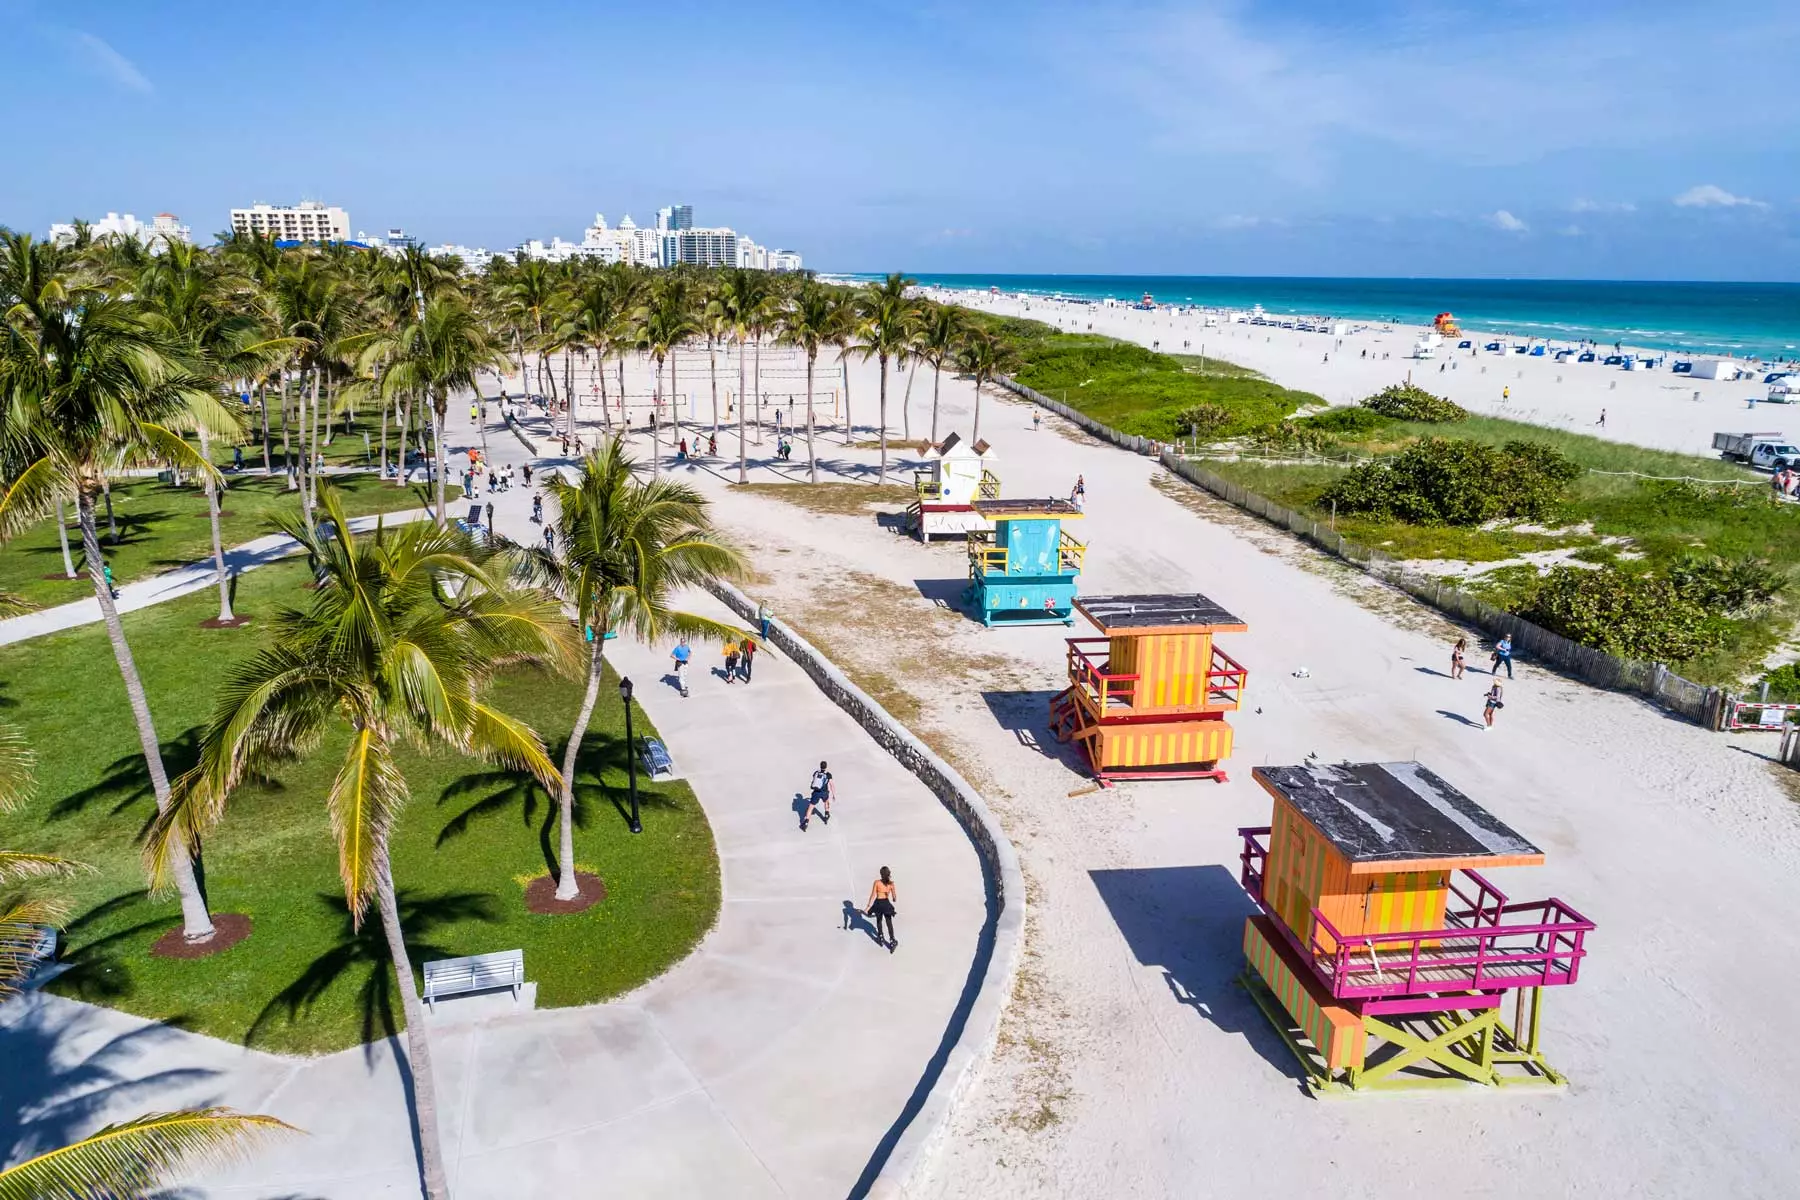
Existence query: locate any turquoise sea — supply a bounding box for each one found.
[850,274,1800,361]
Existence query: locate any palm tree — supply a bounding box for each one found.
[528,443,742,900]
[853,273,917,482]
[954,328,1021,445]
[371,295,503,527]
[830,289,860,447]
[778,281,843,484]
[917,303,965,444]
[0,1109,296,1200]
[147,484,575,1200]
[633,279,700,478]
[712,269,760,483]
[0,231,228,943]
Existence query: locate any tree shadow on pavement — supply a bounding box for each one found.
[1088,864,1302,1086]
[245,889,500,1057]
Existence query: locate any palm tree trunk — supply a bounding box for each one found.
[736,339,748,483]
[77,491,215,941]
[280,375,296,490]
[754,339,764,445]
[596,352,612,436]
[653,357,665,478]
[373,848,450,1200]
[258,382,273,474]
[54,499,75,578]
[841,358,853,446]
[670,352,681,447]
[433,394,449,528]
[394,399,410,487]
[708,338,720,436]
[617,357,626,425]
[308,368,324,516]
[200,429,233,623]
[556,635,605,900]
[901,357,917,441]
[102,479,119,545]
[973,372,987,443]
[380,397,390,481]
[805,354,818,484]
[878,354,890,483]
[931,362,943,443]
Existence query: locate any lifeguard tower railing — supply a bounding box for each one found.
[914,469,1000,501]
[967,528,1085,576]
[1064,638,1246,713]
[1237,826,1594,1003]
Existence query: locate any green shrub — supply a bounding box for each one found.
[1247,419,1335,454]
[1758,662,1800,703]
[1640,478,1767,516]
[1300,406,1394,436]
[1667,555,1787,617]
[1522,565,1727,661]
[1177,403,1235,438]
[1361,383,1468,423]
[1318,437,1578,525]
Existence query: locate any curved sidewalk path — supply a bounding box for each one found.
[3,495,991,1197]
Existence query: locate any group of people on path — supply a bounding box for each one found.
[1450,634,1513,728]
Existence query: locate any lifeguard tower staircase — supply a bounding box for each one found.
[1237,761,1595,1093]
[909,433,999,541]
[1048,593,1248,784]
[962,499,1086,627]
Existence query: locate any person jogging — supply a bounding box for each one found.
[865,867,898,952]
[671,640,692,697]
[1483,682,1505,729]
[740,636,757,682]
[801,761,833,830]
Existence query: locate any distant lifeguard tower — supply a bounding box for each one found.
[1237,761,1595,1093]
[963,498,1085,627]
[909,433,998,541]
[1048,593,1248,784]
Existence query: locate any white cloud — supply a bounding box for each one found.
[1213,214,1285,230]
[1490,210,1528,233]
[1672,183,1768,209]
[65,30,153,94]
[1558,224,1584,237]
[1570,198,1635,213]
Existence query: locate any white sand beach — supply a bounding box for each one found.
[490,343,1800,1200]
[936,287,1796,459]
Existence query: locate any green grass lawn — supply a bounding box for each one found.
[0,562,719,1054]
[1195,411,1800,684]
[965,313,1320,439]
[0,474,450,610]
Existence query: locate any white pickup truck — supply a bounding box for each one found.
[1713,431,1799,470]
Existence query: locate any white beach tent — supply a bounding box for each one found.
[1690,359,1744,381]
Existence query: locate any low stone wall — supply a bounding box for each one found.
[994,374,1720,727]
[705,579,1024,1198]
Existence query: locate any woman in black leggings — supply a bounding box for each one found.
[865,866,898,952]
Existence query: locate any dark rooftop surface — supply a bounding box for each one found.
[971,498,1083,517]
[1253,762,1541,866]
[1078,593,1243,630]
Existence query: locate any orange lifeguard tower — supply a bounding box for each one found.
[1238,761,1595,1092]
[1047,593,1248,784]
[1434,312,1461,336]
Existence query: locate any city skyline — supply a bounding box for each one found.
[2,0,1797,280]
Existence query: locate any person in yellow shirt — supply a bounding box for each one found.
[722,638,740,684]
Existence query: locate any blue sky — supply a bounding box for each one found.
[3,0,1797,279]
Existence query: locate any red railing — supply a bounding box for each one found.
[1207,646,1248,710]
[1068,639,1247,712]
[1236,826,1593,1000]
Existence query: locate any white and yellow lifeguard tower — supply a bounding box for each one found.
[909,432,999,541]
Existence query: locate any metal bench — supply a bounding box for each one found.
[20,925,58,978]
[639,737,675,779]
[422,948,524,1010]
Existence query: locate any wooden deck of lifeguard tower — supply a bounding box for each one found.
[1049,592,1249,784]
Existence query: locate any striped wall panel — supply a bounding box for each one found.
[1244,915,1363,1070]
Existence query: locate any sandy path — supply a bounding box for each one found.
[515,345,1800,1198]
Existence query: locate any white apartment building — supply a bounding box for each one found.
[230,201,350,242]
[661,227,738,268]
[735,238,768,270]
[768,249,803,272]
[48,211,191,247]
[427,243,496,271]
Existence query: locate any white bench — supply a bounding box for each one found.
[422,948,524,1010]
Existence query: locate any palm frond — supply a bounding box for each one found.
[0,1108,298,1200]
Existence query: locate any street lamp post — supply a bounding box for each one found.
[619,676,642,834]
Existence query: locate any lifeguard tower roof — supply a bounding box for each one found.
[1252,761,1543,873]
[1074,592,1246,634]
[971,498,1084,519]
[917,432,992,458]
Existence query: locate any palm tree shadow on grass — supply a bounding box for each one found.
[43,888,182,1006]
[435,733,683,876]
[245,889,500,1059]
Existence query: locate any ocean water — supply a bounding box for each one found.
[857,274,1800,360]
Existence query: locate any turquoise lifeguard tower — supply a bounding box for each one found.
[962,498,1087,627]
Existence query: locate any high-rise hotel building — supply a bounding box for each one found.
[229,201,350,242]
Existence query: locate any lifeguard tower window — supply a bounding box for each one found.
[1077,593,1246,631]
[1253,762,1542,868]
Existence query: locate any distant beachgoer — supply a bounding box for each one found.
[678,438,689,462]
[757,601,773,642]
[102,563,119,600]
[723,638,739,683]
[1503,386,1510,400]
[1597,409,1607,428]
[1483,682,1505,729]
[543,527,555,552]
[1033,411,1042,431]
[1491,635,1514,679]
[866,867,897,951]
[740,636,757,682]
[531,495,543,524]
[1451,637,1466,680]
[522,464,533,485]
[708,433,718,456]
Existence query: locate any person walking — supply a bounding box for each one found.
[723,637,740,683]
[671,640,692,696]
[740,636,757,682]
[102,562,120,600]
[543,526,555,552]
[531,494,544,524]
[522,463,533,486]
[1450,636,1466,680]
[1491,634,1514,679]
[1597,408,1607,429]
[1483,682,1505,729]
[865,867,898,952]
[1502,386,1510,401]
[757,601,773,642]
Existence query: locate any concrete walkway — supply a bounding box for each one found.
[2,399,992,1198]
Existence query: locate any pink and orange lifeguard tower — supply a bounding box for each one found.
[909,432,999,541]
[1048,593,1248,784]
[1238,761,1595,1092]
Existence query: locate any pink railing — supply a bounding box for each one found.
[1207,646,1248,710]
